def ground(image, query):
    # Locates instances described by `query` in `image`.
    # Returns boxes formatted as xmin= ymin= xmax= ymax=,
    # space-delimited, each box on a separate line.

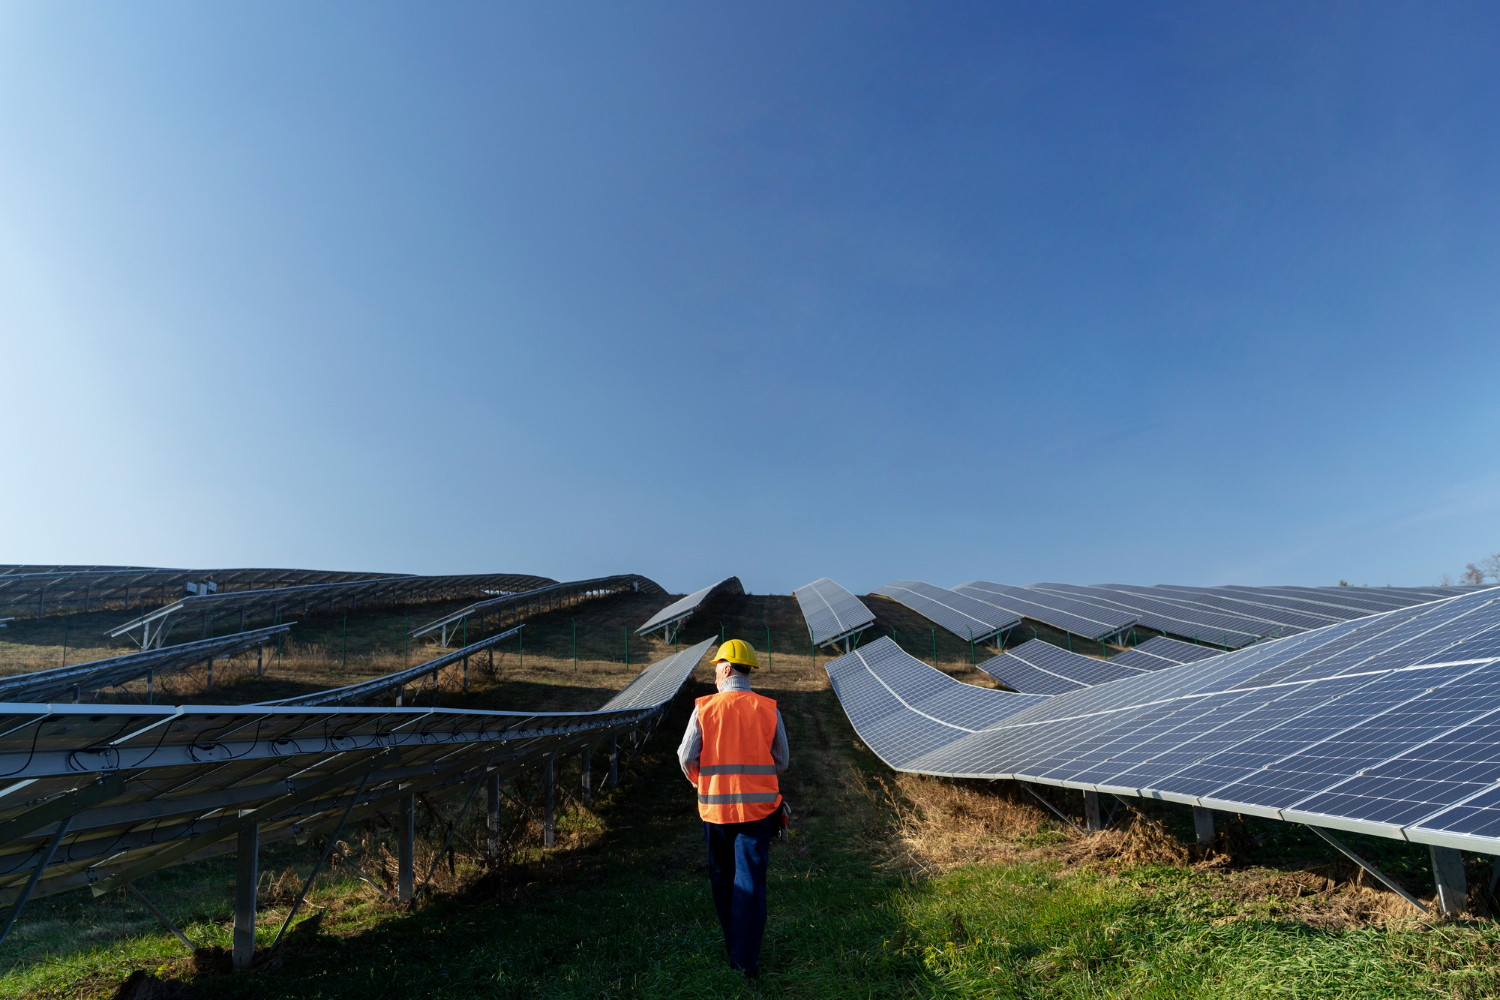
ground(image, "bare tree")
xmin=1482 ymin=553 xmax=1500 ymax=583
xmin=1463 ymin=563 xmax=1486 ymax=584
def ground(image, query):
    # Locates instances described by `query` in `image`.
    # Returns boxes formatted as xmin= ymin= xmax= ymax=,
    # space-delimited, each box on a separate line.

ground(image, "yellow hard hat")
xmin=710 ymin=639 xmax=758 ymax=669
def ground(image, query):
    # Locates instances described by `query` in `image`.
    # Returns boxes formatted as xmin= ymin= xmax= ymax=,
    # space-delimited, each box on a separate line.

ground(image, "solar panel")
xmin=1106 ymin=636 xmax=1223 ymax=671
xmin=636 ymin=577 xmax=744 ymax=640
xmin=793 ymin=578 xmax=876 ymax=649
xmin=0 ymin=625 xmax=292 ymax=703
xmin=824 ymin=585 xmax=1500 ymax=857
xmin=602 ymin=638 xmax=715 ymax=709
xmin=954 ymin=582 xmax=1137 ymax=641
xmin=978 ymin=639 xmax=1144 ymax=695
xmin=872 ymin=581 xmax=1021 ymax=643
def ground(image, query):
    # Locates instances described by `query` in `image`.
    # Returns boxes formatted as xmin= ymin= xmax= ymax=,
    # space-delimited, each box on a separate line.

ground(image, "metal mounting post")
xmin=397 ymin=792 xmax=416 ymax=904
xmin=609 ymin=737 xmax=619 ymax=788
xmin=543 ymin=756 xmax=556 ymax=848
xmin=233 ymin=821 xmax=259 ymax=972
xmin=1192 ymin=806 xmax=1215 ymax=845
xmin=1431 ymin=845 xmax=1467 ymax=916
xmin=486 ymin=772 xmax=501 ymax=859
xmin=1083 ymin=790 xmax=1102 ymax=832
xmin=580 ymin=745 xmax=592 ymax=806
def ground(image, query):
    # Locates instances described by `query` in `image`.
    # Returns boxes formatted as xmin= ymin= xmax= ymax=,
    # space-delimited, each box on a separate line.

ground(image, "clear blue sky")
xmin=2 ymin=3 xmax=1497 ymax=595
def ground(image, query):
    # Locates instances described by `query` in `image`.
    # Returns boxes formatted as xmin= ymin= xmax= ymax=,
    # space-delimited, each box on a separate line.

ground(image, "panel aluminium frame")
xmin=637 ymin=577 xmax=744 ymax=642
xmin=410 ymin=575 xmax=662 ymax=646
xmin=0 ymin=640 xmax=707 ymax=925
xmin=794 ymin=578 xmax=876 ymax=651
xmin=0 ymin=625 xmax=294 ymax=704
xmin=105 ymin=571 xmax=568 ymax=650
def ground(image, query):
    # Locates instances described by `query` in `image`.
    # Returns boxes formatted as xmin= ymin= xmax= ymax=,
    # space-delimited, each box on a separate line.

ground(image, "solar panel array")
xmin=826 ymin=586 xmax=1500 ymax=857
xmin=106 ymin=570 xmax=593 ymax=649
xmin=977 ymin=638 xmax=1146 ymax=695
xmin=0 ymin=640 xmax=710 ymax=913
xmin=794 ymin=578 xmax=876 ymax=648
xmin=0 ymin=566 xmax=557 ymax=620
xmin=411 ymin=575 xmax=662 ymax=645
xmin=872 ymin=582 xmax=1021 ymax=643
xmin=636 ymin=576 xmax=744 ymax=639
xmin=955 ymin=581 xmax=1138 ymax=641
xmin=0 ymin=625 xmax=292 ymax=704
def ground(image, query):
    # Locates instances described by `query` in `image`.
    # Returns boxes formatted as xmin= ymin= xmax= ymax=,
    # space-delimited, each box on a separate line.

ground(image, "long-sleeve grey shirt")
xmin=678 ymin=671 xmax=789 ymax=782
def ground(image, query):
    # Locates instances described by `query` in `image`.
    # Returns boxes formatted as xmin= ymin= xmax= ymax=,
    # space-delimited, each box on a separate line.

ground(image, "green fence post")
xmin=623 ymin=625 xmax=629 ymax=669
xmin=403 ymin=613 xmax=409 ymax=668
xmin=519 ymin=624 xmax=525 ymax=670
xmin=931 ymin=628 xmax=937 ymax=668
xmin=765 ymin=624 xmax=772 ymax=673
xmin=572 ymin=618 xmax=577 ymax=672
xmin=341 ymin=614 xmax=348 ymax=669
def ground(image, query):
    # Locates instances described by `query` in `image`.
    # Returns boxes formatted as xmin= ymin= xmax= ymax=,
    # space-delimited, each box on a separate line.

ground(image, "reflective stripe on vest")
xmin=695 ymin=690 xmax=780 ymax=824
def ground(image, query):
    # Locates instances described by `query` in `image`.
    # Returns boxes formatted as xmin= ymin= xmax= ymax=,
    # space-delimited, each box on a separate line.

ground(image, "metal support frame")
xmin=1303 ymin=825 xmax=1428 ymax=914
xmin=580 ymin=745 xmax=592 ymax=807
xmin=268 ymin=771 xmax=371 ymax=952
xmin=609 ymin=738 xmax=619 ymax=788
xmin=1192 ymin=806 xmax=1215 ymax=845
xmin=542 ymin=756 xmax=556 ymax=848
xmin=124 ymin=883 xmax=195 ymax=952
xmin=398 ymin=792 xmax=415 ymax=904
xmin=1431 ymin=845 xmax=1467 ymax=916
xmin=410 ymin=771 xmax=487 ymax=906
xmin=1022 ymin=784 xmax=1083 ymax=834
xmin=0 ymin=817 xmax=71 ymax=949
xmin=1083 ymin=790 xmax=1102 ymax=832
xmin=486 ymin=772 xmax=502 ymax=859
xmin=233 ymin=821 xmax=259 ymax=972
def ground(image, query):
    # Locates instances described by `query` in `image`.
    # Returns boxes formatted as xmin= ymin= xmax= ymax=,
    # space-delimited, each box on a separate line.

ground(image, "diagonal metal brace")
xmin=1022 ymin=784 xmax=1085 ymax=834
xmin=1303 ymin=824 xmax=1428 ymax=914
xmin=92 ymin=748 xmax=399 ymax=897
xmin=124 ymin=883 xmax=195 ymax=952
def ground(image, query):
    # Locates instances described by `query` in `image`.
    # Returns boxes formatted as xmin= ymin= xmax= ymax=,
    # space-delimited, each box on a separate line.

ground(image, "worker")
xmin=678 ymin=639 xmax=789 ymax=980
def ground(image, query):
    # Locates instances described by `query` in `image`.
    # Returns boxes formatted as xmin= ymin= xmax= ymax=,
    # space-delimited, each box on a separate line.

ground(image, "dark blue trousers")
xmin=703 ymin=814 xmax=777 ymax=973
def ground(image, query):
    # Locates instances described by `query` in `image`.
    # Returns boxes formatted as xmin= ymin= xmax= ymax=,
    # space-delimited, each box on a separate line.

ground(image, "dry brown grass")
xmin=880 ymin=771 xmax=1445 ymax=931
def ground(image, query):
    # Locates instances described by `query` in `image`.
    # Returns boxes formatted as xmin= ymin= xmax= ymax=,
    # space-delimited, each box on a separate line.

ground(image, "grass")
xmin=1 ymin=594 xmax=1499 ymax=997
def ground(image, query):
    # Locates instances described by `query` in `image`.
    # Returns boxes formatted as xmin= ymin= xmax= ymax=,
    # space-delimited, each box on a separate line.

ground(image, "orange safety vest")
xmin=693 ymin=690 xmax=781 ymax=824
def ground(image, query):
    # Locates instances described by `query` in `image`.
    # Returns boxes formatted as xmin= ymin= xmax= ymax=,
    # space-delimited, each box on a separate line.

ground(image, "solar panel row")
xmin=0 ymin=639 xmax=713 ymax=955
xmin=412 ymin=575 xmax=659 ymax=645
xmin=826 ymin=587 xmax=1500 ymax=860
xmin=977 ymin=638 xmax=1146 ymax=695
xmin=872 ymin=582 xmax=1020 ymax=644
xmin=636 ymin=577 xmax=744 ymax=640
xmin=794 ymin=578 xmax=876 ymax=649
xmin=955 ymin=581 xmax=1138 ymax=641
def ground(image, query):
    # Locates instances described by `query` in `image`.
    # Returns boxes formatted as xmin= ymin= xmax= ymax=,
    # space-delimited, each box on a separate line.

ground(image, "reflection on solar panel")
xmin=978 ymin=638 xmax=1145 ymax=695
xmin=872 ymin=582 xmax=1021 ymax=644
xmin=794 ymin=578 xmax=876 ymax=650
xmin=826 ymin=587 xmax=1500 ymax=909
xmin=0 ymin=625 xmax=292 ymax=704
xmin=411 ymin=576 xmax=662 ymax=645
xmin=637 ymin=577 xmax=744 ymax=641
xmin=0 ymin=641 xmax=707 ymax=961
xmin=1 ymin=566 xmax=555 ymax=621
xmin=1107 ymin=636 xmax=1223 ymax=671
xmin=954 ymin=582 xmax=1137 ymax=642
xmin=1103 ymin=584 xmax=1338 ymax=632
